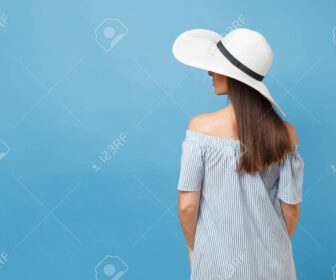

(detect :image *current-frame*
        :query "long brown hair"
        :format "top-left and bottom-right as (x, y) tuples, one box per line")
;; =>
(228, 77), (294, 174)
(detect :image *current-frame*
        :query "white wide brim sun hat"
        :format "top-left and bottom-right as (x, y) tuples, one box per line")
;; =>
(172, 28), (286, 117)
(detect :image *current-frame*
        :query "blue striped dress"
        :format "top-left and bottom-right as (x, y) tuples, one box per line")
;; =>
(177, 129), (304, 280)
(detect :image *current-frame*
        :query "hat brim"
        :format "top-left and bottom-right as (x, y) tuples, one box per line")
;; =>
(172, 29), (286, 117)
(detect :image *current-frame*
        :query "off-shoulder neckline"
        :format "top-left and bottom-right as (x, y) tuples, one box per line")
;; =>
(185, 129), (299, 151)
(186, 129), (240, 143)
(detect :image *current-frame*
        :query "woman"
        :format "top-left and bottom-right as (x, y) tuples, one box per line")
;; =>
(173, 28), (304, 279)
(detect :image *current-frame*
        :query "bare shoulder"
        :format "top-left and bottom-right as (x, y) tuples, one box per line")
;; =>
(188, 113), (212, 132)
(188, 109), (236, 137)
(284, 121), (299, 145)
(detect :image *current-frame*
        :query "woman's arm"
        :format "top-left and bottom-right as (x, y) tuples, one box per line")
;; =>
(178, 190), (201, 264)
(281, 122), (301, 237)
(280, 200), (300, 237)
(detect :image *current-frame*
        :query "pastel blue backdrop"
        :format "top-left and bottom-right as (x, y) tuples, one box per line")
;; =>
(0, 0), (335, 279)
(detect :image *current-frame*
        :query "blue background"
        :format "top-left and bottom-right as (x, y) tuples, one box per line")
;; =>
(0, 0), (335, 279)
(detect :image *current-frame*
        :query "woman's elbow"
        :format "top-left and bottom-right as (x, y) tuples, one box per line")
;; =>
(178, 200), (199, 214)
(177, 192), (200, 214)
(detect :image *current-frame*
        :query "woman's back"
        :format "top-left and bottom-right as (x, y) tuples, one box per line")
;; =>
(177, 108), (304, 280)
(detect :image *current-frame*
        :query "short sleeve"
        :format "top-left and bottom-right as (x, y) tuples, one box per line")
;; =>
(177, 136), (205, 191)
(277, 145), (304, 204)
